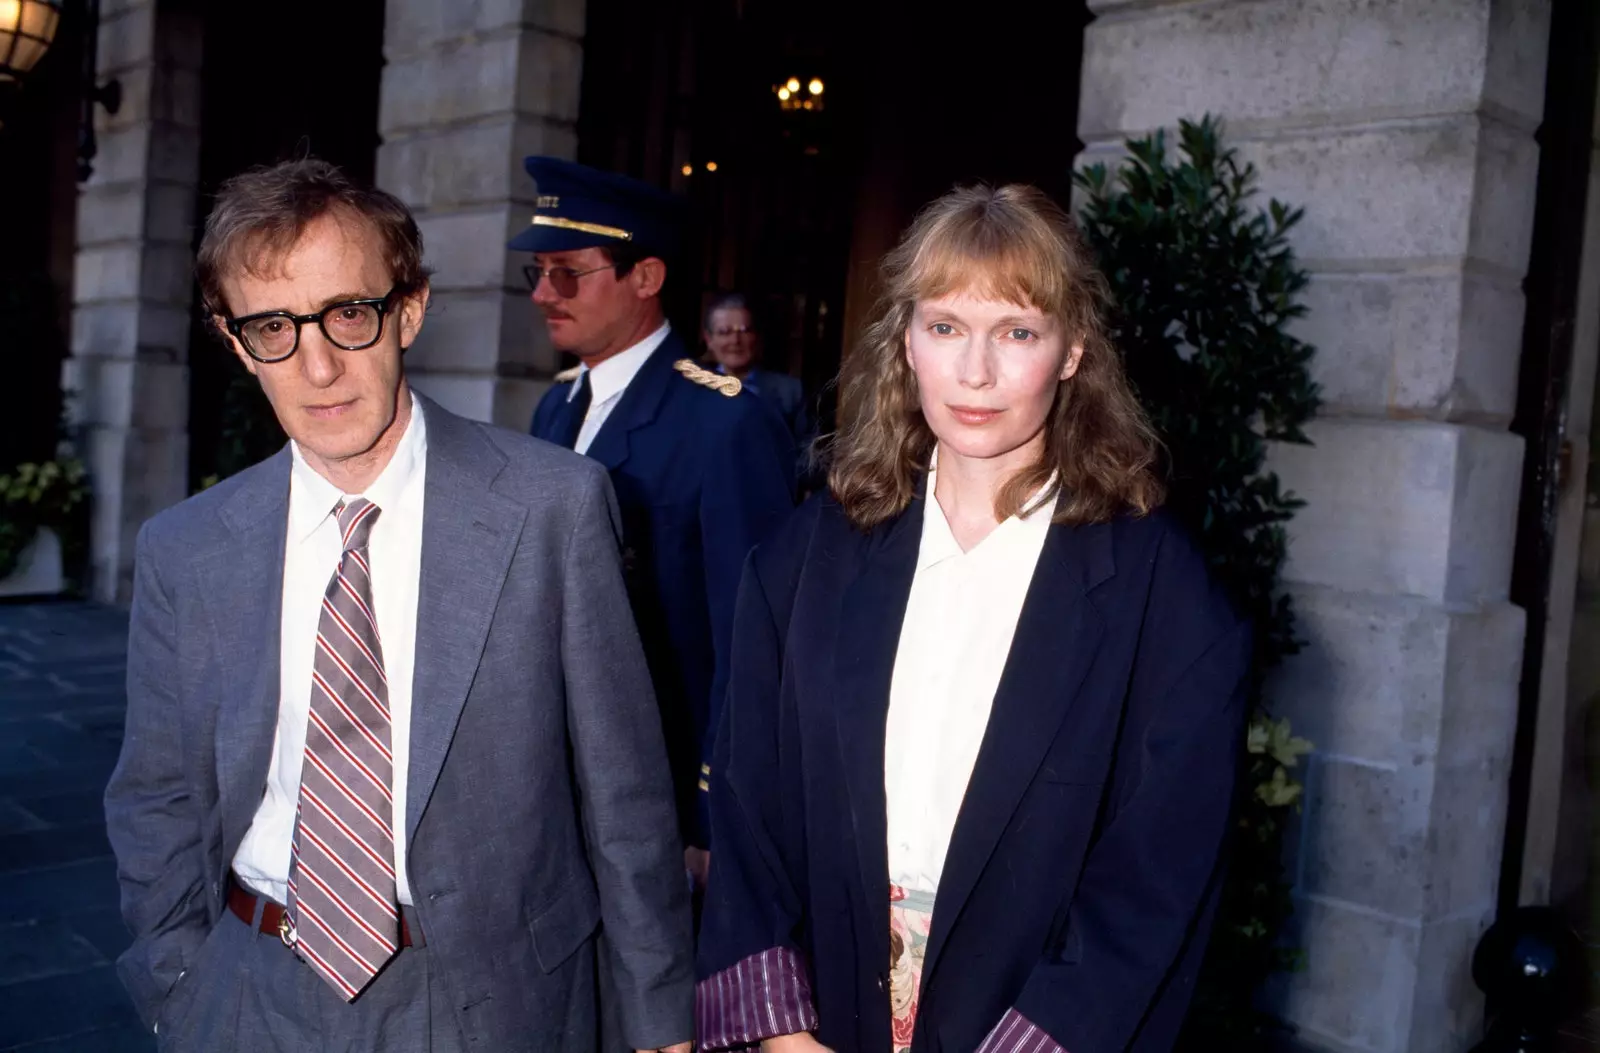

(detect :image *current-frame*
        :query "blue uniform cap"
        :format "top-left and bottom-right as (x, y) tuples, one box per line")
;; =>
(508, 156), (681, 257)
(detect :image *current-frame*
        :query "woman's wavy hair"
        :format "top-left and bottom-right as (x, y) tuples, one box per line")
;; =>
(827, 183), (1164, 529)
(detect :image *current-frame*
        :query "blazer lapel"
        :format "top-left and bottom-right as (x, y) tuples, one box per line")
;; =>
(833, 495), (923, 970)
(406, 396), (527, 845)
(582, 336), (680, 471)
(204, 447), (293, 862)
(921, 519), (1114, 983)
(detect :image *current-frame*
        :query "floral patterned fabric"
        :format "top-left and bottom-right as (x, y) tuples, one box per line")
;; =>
(888, 883), (936, 1052)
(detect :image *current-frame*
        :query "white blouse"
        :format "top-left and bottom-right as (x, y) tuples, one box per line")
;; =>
(883, 464), (1054, 894)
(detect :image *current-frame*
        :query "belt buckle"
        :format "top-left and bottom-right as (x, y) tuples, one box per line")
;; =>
(278, 912), (297, 948)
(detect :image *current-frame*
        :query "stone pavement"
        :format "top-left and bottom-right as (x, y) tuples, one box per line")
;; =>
(0, 600), (153, 1052)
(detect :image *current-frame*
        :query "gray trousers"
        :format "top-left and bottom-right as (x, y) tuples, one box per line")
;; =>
(156, 901), (467, 1053)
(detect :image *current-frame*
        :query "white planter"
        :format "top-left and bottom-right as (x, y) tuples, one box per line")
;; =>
(0, 527), (65, 598)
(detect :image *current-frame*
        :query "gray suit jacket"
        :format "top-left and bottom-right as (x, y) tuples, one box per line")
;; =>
(104, 394), (693, 1050)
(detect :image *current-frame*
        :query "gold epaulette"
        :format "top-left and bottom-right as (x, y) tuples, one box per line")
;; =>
(674, 359), (741, 397)
(553, 365), (583, 384)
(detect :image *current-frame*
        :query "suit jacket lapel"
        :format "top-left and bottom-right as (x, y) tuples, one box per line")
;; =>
(582, 335), (680, 471)
(833, 495), (923, 970)
(406, 396), (527, 845)
(920, 518), (1114, 983)
(204, 447), (293, 864)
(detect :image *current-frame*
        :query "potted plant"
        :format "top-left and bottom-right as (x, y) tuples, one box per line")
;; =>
(0, 454), (87, 597)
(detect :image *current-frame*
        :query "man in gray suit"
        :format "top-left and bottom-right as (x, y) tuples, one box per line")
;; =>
(103, 158), (694, 1052)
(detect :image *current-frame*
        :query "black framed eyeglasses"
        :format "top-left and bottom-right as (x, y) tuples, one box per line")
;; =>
(224, 287), (401, 363)
(522, 263), (612, 298)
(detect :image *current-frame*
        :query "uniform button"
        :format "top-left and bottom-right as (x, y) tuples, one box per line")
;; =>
(876, 973), (886, 992)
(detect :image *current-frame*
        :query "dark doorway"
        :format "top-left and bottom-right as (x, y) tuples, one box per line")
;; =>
(576, 0), (1090, 433)
(185, 0), (386, 489)
(0, 1), (85, 471)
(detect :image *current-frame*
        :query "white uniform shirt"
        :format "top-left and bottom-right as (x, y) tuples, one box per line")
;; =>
(231, 392), (427, 906)
(883, 463), (1054, 894)
(568, 321), (672, 454)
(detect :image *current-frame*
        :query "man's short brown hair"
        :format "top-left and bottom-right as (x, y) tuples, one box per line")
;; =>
(196, 158), (430, 318)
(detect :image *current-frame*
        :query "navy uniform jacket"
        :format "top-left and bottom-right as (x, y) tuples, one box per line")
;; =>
(697, 490), (1251, 1052)
(531, 331), (795, 845)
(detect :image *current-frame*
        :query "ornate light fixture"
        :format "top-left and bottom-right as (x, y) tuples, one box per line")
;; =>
(0, 0), (63, 84)
(774, 74), (824, 113)
(0, 0), (120, 181)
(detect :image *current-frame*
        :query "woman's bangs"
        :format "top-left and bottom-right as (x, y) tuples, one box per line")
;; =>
(903, 215), (1066, 315)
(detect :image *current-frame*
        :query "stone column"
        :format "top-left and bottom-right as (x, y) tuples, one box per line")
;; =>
(376, 0), (587, 430)
(1077, 2), (1548, 1051)
(66, 0), (203, 602)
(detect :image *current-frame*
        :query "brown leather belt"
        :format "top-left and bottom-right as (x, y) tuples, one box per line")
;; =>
(227, 874), (419, 948)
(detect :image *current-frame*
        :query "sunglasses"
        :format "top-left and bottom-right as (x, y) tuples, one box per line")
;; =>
(523, 263), (613, 298)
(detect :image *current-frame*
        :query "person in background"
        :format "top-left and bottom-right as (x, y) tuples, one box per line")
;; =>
(695, 184), (1251, 1053)
(703, 292), (813, 449)
(105, 158), (693, 1053)
(517, 158), (796, 883)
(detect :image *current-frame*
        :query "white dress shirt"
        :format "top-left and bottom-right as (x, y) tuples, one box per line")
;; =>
(567, 321), (672, 454)
(232, 392), (427, 906)
(883, 460), (1054, 894)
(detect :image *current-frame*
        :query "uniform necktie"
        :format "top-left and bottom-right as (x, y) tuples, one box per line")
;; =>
(288, 497), (400, 1000)
(560, 371), (592, 450)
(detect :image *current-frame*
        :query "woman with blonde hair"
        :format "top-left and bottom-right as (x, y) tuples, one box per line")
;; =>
(695, 185), (1250, 1053)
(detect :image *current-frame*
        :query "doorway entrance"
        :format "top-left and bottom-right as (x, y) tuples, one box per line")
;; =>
(575, 0), (1090, 430)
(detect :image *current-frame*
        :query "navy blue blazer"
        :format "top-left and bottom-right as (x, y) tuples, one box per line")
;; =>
(697, 491), (1251, 1052)
(530, 331), (795, 844)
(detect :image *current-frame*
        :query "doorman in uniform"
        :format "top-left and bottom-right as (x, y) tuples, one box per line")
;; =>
(513, 157), (796, 877)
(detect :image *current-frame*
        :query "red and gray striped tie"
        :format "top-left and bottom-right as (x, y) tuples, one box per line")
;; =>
(288, 497), (400, 1000)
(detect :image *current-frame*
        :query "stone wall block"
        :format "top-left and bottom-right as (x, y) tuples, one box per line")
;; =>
(1298, 759), (1433, 918)
(1274, 896), (1416, 1053)
(1408, 912), (1495, 1053)
(76, 184), (147, 246)
(1444, 423), (1524, 602)
(412, 289), (547, 374)
(73, 245), (144, 302)
(1077, 119), (1503, 266)
(1481, 0), (1553, 126)
(379, 117), (575, 212)
(513, 30), (582, 124)
(82, 422), (187, 599)
(384, 0), (584, 58)
(70, 302), (140, 358)
(416, 206), (523, 290)
(1270, 586), (1447, 765)
(93, 126), (152, 187)
(147, 125), (201, 186)
(1467, 117), (1543, 274)
(1437, 601), (1525, 768)
(136, 243), (196, 305)
(1270, 420), (1522, 603)
(1292, 274), (1396, 417)
(144, 181), (196, 245)
(1424, 758), (1514, 919)
(407, 291), (505, 373)
(97, 3), (156, 73)
(1242, 121), (1481, 265)
(1079, 0), (1492, 141)
(380, 35), (523, 134)
(1392, 273), (1524, 424)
